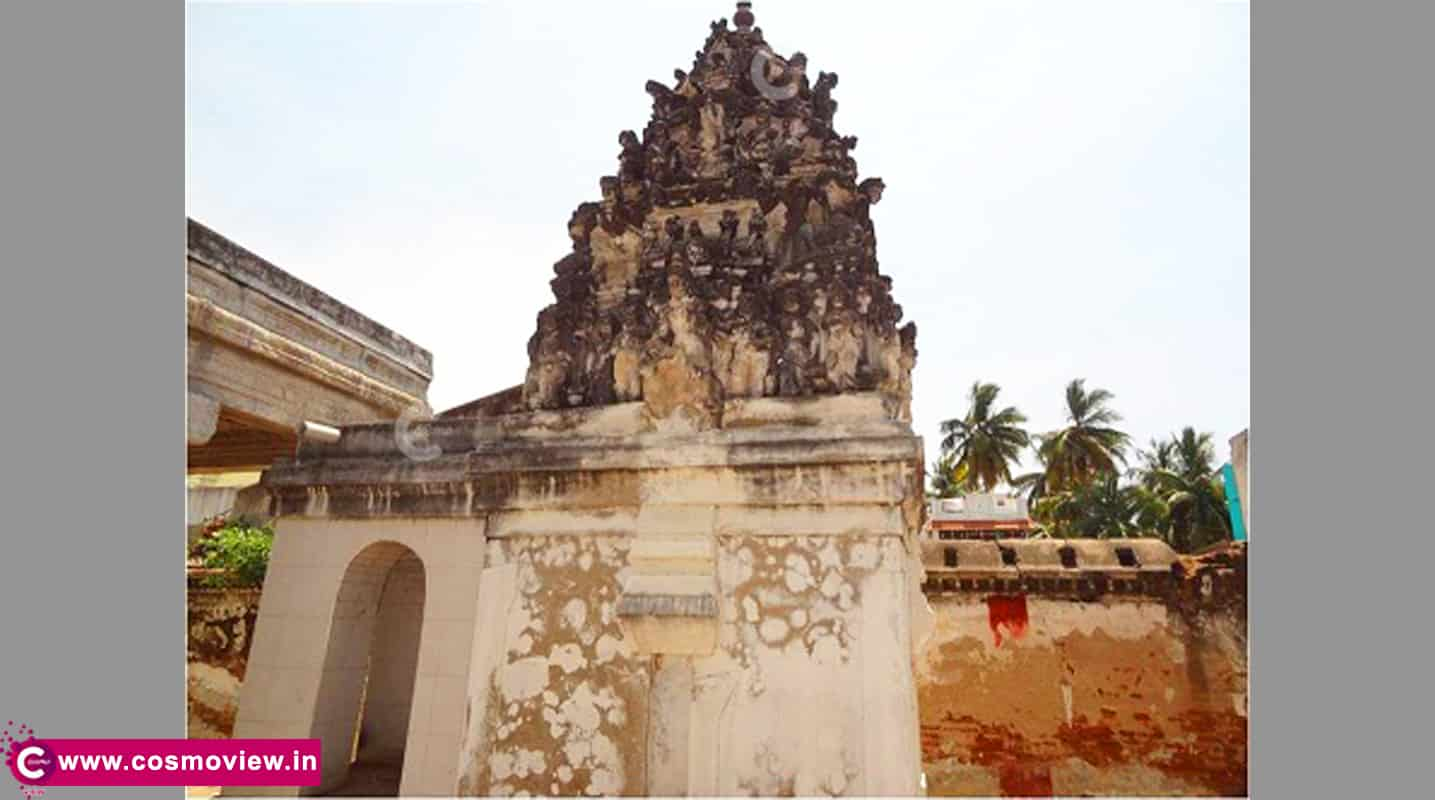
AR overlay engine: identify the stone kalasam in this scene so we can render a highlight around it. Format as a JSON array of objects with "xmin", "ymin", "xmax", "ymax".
[{"xmin": 521, "ymin": 14, "xmax": 917, "ymax": 424}]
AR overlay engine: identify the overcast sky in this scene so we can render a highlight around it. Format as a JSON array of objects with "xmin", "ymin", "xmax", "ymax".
[{"xmin": 187, "ymin": 0, "xmax": 1249, "ymax": 474}]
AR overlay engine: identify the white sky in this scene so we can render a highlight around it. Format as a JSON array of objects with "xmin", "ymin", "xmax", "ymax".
[{"xmin": 186, "ymin": 0, "xmax": 1249, "ymax": 473}]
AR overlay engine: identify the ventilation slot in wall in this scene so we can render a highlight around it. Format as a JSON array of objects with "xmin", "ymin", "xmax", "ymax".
[
  {"xmin": 1059, "ymin": 546, "xmax": 1078, "ymax": 569},
  {"xmin": 1115, "ymin": 546, "xmax": 1139, "ymax": 568}
]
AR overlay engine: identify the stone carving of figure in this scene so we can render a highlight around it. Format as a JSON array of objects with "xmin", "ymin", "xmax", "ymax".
[
  {"xmin": 611, "ymin": 307, "xmax": 645, "ymax": 402},
  {"xmin": 577, "ymin": 316, "xmax": 617, "ymax": 405},
  {"xmin": 665, "ymin": 269, "xmax": 710, "ymax": 368},
  {"xmin": 640, "ymin": 216, "xmax": 663, "ymax": 262},
  {"xmin": 778, "ymin": 315, "xmax": 816, "ymax": 397},
  {"xmin": 674, "ymin": 67, "xmax": 695, "ymax": 96},
  {"xmin": 775, "ymin": 291, "xmax": 816, "ymax": 397},
  {"xmin": 645, "ymin": 79, "xmax": 685, "ymax": 122},
  {"xmin": 698, "ymin": 101, "xmax": 727, "ymax": 177},
  {"xmin": 744, "ymin": 208, "xmax": 768, "ymax": 256},
  {"xmin": 684, "ymin": 220, "xmax": 709, "ymax": 265},
  {"xmin": 813, "ymin": 71, "xmax": 839, "ymax": 127},
  {"xmin": 858, "ymin": 177, "xmax": 886, "ymax": 206},
  {"xmin": 718, "ymin": 317, "xmax": 772, "ymax": 399},
  {"xmin": 665, "ymin": 141, "xmax": 692, "ymax": 184},
  {"xmin": 895, "ymin": 322, "xmax": 918, "ymax": 419},
  {"xmin": 664, "ymin": 215, "xmax": 686, "ymax": 257},
  {"xmin": 618, "ymin": 130, "xmax": 644, "ymax": 181},
  {"xmin": 824, "ymin": 288, "xmax": 863, "ymax": 391},
  {"xmin": 719, "ymin": 208, "xmax": 741, "ymax": 254},
  {"xmin": 524, "ymin": 309, "xmax": 572, "ymax": 410}
]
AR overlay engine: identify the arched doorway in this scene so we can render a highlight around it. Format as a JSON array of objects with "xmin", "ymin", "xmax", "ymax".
[{"xmin": 308, "ymin": 541, "xmax": 425, "ymax": 796}]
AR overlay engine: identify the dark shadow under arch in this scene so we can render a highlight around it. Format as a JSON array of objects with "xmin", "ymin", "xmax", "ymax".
[{"xmin": 307, "ymin": 541, "xmax": 425, "ymax": 797}]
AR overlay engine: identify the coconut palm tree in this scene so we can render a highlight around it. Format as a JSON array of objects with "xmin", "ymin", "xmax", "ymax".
[
  {"xmin": 938, "ymin": 382, "xmax": 1030, "ymax": 492},
  {"xmin": 1009, "ymin": 450, "xmax": 1051, "ymax": 508},
  {"xmin": 1038, "ymin": 379, "xmax": 1131, "ymax": 490},
  {"xmin": 1135, "ymin": 437, "xmax": 1178, "ymax": 480},
  {"xmin": 927, "ymin": 452, "xmax": 968, "ymax": 499},
  {"xmin": 1033, "ymin": 473, "xmax": 1167, "ymax": 540},
  {"xmin": 1139, "ymin": 427, "xmax": 1231, "ymax": 552}
]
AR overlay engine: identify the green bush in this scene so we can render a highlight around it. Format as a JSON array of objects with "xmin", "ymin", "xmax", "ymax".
[{"xmin": 192, "ymin": 517, "xmax": 274, "ymax": 588}]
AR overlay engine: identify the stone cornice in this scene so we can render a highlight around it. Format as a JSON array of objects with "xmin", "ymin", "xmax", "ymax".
[
  {"xmin": 187, "ymin": 217, "xmax": 433, "ymax": 380},
  {"xmin": 256, "ymin": 397, "xmax": 924, "ymax": 522},
  {"xmin": 187, "ymin": 293, "xmax": 425, "ymax": 416}
]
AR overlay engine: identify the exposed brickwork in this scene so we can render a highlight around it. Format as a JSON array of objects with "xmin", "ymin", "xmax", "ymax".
[
  {"xmin": 186, "ymin": 587, "xmax": 261, "ymax": 739},
  {"xmin": 916, "ymin": 546, "xmax": 1248, "ymax": 796}
]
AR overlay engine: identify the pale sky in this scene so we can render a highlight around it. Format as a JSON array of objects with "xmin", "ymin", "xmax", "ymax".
[{"xmin": 186, "ymin": 0, "xmax": 1249, "ymax": 475}]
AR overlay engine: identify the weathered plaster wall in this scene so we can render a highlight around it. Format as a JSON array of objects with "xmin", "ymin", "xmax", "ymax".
[
  {"xmin": 917, "ymin": 593, "xmax": 1247, "ymax": 796},
  {"xmin": 461, "ymin": 535, "xmax": 650, "ymax": 797},
  {"xmin": 456, "ymin": 531, "xmax": 923, "ymax": 797},
  {"xmin": 686, "ymin": 534, "xmax": 920, "ymax": 797},
  {"xmin": 188, "ymin": 588, "xmax": 261, "ymax": 738},
  {"xmin": 250, "ymin": 396, "xmax": 928, "ymax": 797}
]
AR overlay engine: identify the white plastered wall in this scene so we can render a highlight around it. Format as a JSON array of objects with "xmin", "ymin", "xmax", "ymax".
[{"xmin": 231, "ymin": 518, "xmax": 486, "ymax": 797}]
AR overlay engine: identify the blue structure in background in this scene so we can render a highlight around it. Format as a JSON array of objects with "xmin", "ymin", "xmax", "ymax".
[{"xmin": 1221, "ymin": 463, "xmax": 1247, "ymax": 542}]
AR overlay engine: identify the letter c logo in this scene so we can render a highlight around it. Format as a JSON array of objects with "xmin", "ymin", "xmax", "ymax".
[
  {"xmin": 11, "ymin": 740, "xmax": 57, "ymax": 784},
  {"xmin": 16, "ymin": 746, "xmax": 47, "ymax": 779}
]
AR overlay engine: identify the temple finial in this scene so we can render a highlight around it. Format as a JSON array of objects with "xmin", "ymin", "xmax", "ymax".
[{"xmin": 734, "ymin": 2, "xmax": 755, "ymax": 33}]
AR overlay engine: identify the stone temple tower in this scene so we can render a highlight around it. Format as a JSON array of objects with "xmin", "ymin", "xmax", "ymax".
[
  {"xmin": 521, "ymin": 2, "xmax": 916, "ymax": 429},
  {"xmin": 237, "ymin": 4, "xmax": 928, "ymax": 796}
]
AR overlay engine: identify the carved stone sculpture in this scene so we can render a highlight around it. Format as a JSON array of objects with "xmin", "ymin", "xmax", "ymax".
[{"xmin": 520, "ymin": 3, "xmax": 918, "ymax": 421}]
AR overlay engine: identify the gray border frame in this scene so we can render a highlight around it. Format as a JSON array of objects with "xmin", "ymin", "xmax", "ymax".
[
  {"xmin": 1251, "ymin": 0, "xmax": 1431, "ymax": 795},
  {"xmin": 0, "ymin": 1, "xmax": 184, "ymax": 797}
]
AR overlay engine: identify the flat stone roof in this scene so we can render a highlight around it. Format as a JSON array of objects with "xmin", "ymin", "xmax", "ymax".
[{"xmin": 187, "ymin": 218, "xmax": 433, "ymax": 380}]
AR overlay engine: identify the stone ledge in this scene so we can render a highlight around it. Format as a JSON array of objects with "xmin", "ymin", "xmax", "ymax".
[
  {"xmin": 263, "ymin": 415, "xmax": 919, "ymax": 491},
  {"xmin": 294, "ymin": 393, "xmax": 912, "ymax": 461},
  {"xmin": 189, "ymin": 294, "xmax": 424, "ymax": 417},
  {"xmin": 256, "ymin": 397, "xmax": 925, "ymax": 521},
  {"xmin": 188, "ymin": 218, "xmax": 432, "ymax": 379}
]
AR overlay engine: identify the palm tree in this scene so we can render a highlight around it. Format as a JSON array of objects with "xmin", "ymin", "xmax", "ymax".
[
  {"xmin": 1038, "ymin": 379, "xmax": 1131, "ymax": 490},
  {"xmin": 1009, "ymin": 450, "xmax": 1050, "ymax": 508},
  {"xmin": 1033, "ymin": 473, "xmax": 1167, "ymax": 540},
  {"xmin": 938, "ymin": 382, "xmax": 1030, "ymax": 492},
  {"xmin": 1134, "ymin": 437, "xmax": 1178, "ymax": 481},
  {"xmin": 927, "ymin": 453, "xmax": 968, "ymax": 499},
  {"xmin": 1139, "ymin": 427, "xmax": 1231, "ymax": 552}
]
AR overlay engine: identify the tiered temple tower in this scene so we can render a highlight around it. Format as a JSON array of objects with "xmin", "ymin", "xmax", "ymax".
[
  {"xmin": 234, "ymin": 5, "xmax": 928, "ymax": 796},
  {"xmin": 521, "ymin": 1, "xmax": 917, "ymax": 428}
]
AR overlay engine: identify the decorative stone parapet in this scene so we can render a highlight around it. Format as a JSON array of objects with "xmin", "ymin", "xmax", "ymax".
[{"xmin": 920, "ymin": 539, "xmax": 1182, "ymax": 600}]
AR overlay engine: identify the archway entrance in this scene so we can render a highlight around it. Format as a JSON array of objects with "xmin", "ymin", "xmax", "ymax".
[{"xmin": 308, "ymin": 541, "xmax": 425, "ymax": 796}]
